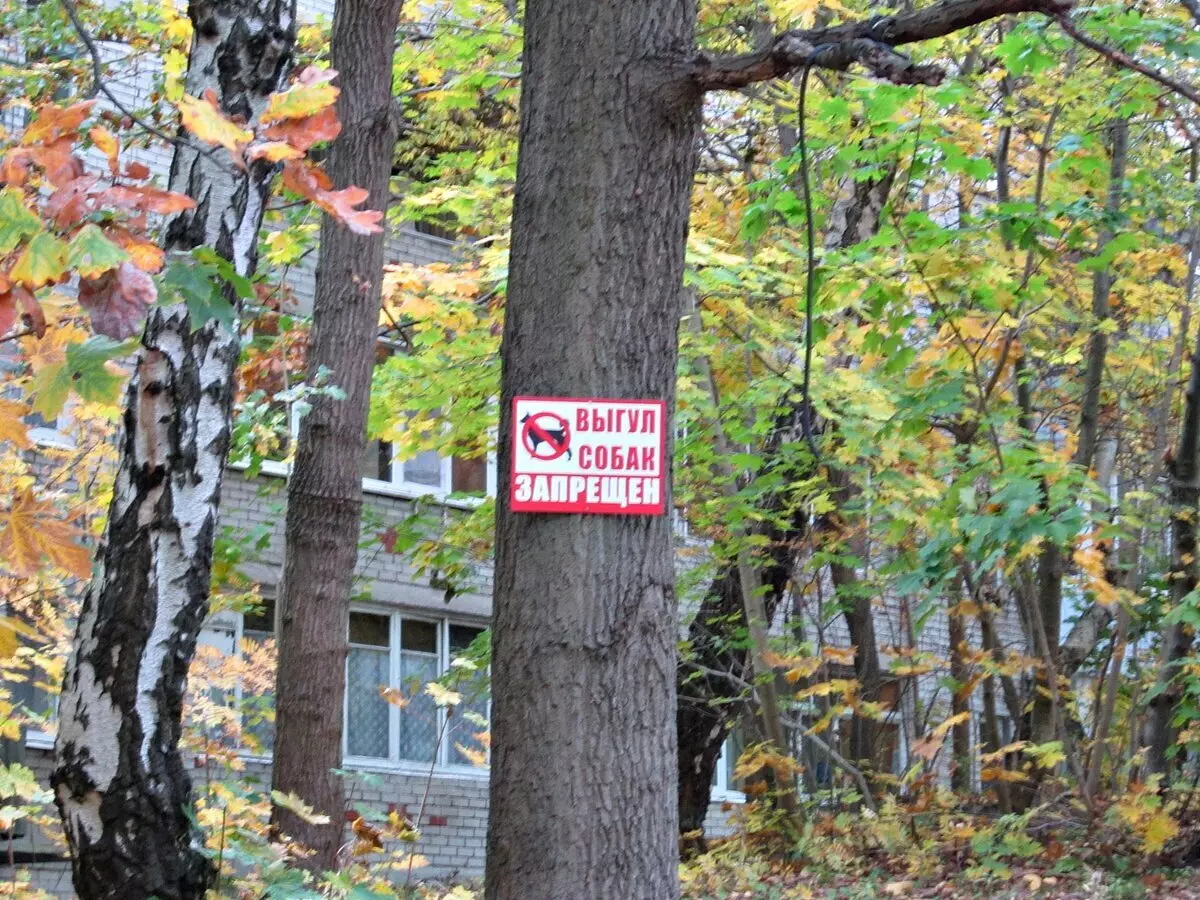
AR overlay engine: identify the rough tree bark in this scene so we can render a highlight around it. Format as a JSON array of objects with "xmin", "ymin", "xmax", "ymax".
[
  {"xmin": 51, "ymin": 1, "xmax": 296, "ymax": 897},
  {"xmin": 270, "ymin": 0, "xmax": 402, "ymax": 870},
  {"xmin": 1028, "ymin": 117, "xmax": 1126, "ymax": 747},
  {"xmin": 485, "ymin": 1, "xmax": 698, "ymax": 895},
  {"xmin": 1145, "ymin": 142, "xmax": 1200, "ymax": 776}
]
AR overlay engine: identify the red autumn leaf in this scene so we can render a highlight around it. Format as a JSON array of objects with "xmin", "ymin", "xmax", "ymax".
[
  {"xmin": 124, "ymin": 160, "xmax": 151, "ymax": 180},
  {"xmin": 0, "ymin": 285, "xmax": 46, "ymax": 338},
  {"xmin": 0, "ymin": 290, "xmax": 15, "ymax": 338},
  {"xmin": 281, "ymin": 158, "xmax": 332, "ymax": 197},
  {"xmin": 101, "ymin": 184, "xmax": 196, "ymax": 215},
  {"xmin": 46, "ymin": 175, "xmax": 100, "ymax": 229},
  {"xmin": 78, "ymin": 261, "xmax": 156, "ymax": 339},
  {"xmin": 263, "ymin": 106, "xmax": 341, "ymax": 152},
  {"xmin": 22, "ymin": 101, "xmax": 96, "ymax": 146},
  {"xmin": 32, "ymin": 138, "xmax": 86, "ymax": 187}
]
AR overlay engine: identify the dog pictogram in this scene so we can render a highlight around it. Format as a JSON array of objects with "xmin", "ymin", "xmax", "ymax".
[{"xmin": 520, "ymin": 412, "xmax": 572, "ymax": 461}]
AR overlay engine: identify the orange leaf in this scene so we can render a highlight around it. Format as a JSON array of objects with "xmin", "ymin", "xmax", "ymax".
[
  {"xmin": 263, "ymin": 106, "xmax": 340, "ymax": 152},
  {"xmin": 0, "ymin": 399, "xmax": 31, "ymax": 450},
  {"xmin": 0, "ymin": 489, "xmax": 91, "ymax": 579},
  {"xmin": 102, "ymin": 184, "xmax": 196, "ymax": 215},
  {"xmin": 178, "ymin": 91, "xmax": 252, "ymax": 154},
  {"xmin": 124, "ymin": 161, "xmax": 151, "ymax": 180},
  {"xmin": 23, "ymin": 101, "xmax": 95, "ymax": 146},
  {"xmin": 108, "ymin": 227, "xmax": 166, "ymax": 273},
  {"xmin": 246, "ymin": 141, "xmax": 304, "ymax": 163},
  {"xmin": 281, "ymin": 160, "xmax": 382, "ymax": 234}
]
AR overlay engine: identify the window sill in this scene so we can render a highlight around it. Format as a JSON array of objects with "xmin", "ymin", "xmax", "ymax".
[
  {"xmin": 227, "ymin": 458, "xmax": 489, "ymax": 510},
  {"xmin": 710, "ymin": 789, "xmax": 746, "ymax": 804},
  {"xmin": 25, "ymin": 730, "xmax": 54, "ymax": 751},
  {"xmin": 223, "ymin": 749, "xmax": 490, "ymax": 782}
]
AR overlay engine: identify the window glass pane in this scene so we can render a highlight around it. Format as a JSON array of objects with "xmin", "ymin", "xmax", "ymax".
[
  {"xmin": 451, "ymin": 457, "xmax": 487, "ymax": 494},
  {"xmin": 242, "ymin": 602, "xmax": 276, "ymax": 753},
  {"xmin": 401, "ymin": 619, "xmax": 438, "ymax": 653},
  {"xmin": 399, "ymin": 449, "xmax": 443, "ymax": 487},
  {"xmin": 399, "ymin": 651, "xmax": 439, "ymax": 762},
  {"xmin": 449, "ymin": 624, "xmax": 483, "ymax": 653},
  {"xmin": 362, "ymin": 439, "xmax": 392, "ymax": 481},
  {"xmin": 447, "ymin": 625, "xmax": 488, "ymax": 766},
  {"xmin": 350, "ymin": 612, "xmax": 390, "ymax": 647},
  {"xmin": 347, "ymin": 648, "xmax": 390, "ymax": 758}
]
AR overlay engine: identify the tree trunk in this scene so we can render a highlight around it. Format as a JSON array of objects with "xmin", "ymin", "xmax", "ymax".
[
  {"xmin": 1145, "ymin": 142, "xmax": 1200, "ymax": 776},
  {"xmin": 51, "ymin": 1, "xmax": 296, "ymax": 896},
  {"xmin": 485, "ymin": 0, "xmax": 698, "ymax": 896},
  {"xmin": 270, "ymin": 0, "xmax": 401, "ymax": 870},
  {"xmin": 1029, "ymin": 117, "xmax": 1126, "ymax": 748}
]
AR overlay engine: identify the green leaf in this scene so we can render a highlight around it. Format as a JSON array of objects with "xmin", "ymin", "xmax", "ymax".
[
  {"xmin": 159, "ymin": 256, "xmax": 236, "ymax": 331},
  {"xmin": 66, "ymin": 224, "xmax": 130, "ymax": 278},
  {"xmin": 0, "ymin": 188, "xmax": 42, "ymax": 255},
  {"xmin": 30, "ymin": 336, "xmax": 137, "ymax": 418},
  {"xmin": 11, "ymin": 231, "xmax": 67, "ymax": 289}
]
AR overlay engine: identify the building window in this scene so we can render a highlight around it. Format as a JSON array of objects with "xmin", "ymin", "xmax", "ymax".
[{"xmin": 344, "ymin": 611, "xmax": 489, "ymax": 768}]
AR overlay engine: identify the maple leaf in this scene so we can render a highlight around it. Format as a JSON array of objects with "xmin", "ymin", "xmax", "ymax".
[
  {"xmin": 22, "ymin": 101, "xmax": 95, "ymax": 146},
  {"xmin": 1141, "ymin": 811, "xmax": 1179, "ymax": 853},
  {"xmin": 0, "ymin": 489, "xmax": 91, "ymax": 579},
  {"xmin": 0, "ymin": 187, "xmax": 42, "ymax": 254},
  {"xmin": 263, "ymin": 106, "xmax": 341, "ymax": 152},
  {"xmin": 79, "ymin": 261, "xmax": 157, "ymax": 339},
  {"xmin": 11, "ymin": 231, "xmax": 67, "ymax": 289},
  {"xmin": 270, "ymin": 789, "xmax": 331, "ymax": 825},
  {"xmin": 0, "ymin": 399, "xmax": 32, "ymax": 450},
  {"xmin": 261, "ymin": 67, "xmax": 339, "ymax": 123},
  {"xmin": 178, "ymin": 91, "xmax": 252, "ymax": 155},
  {"xmin": 88, "ymin": 126, "xmax": 120, "ymax": 175},
  {"xmin": 67, "ymin": 224, "xmax": 130, "ymax": 278}
]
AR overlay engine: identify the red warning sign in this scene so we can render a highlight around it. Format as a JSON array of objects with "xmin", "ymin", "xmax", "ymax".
[{"xmin": 510, "ymin": 396, "xmax": 666, "ymax": 515}]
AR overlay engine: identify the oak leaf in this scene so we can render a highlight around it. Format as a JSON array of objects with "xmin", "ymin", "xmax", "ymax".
[
  {"xmin": 178, "ymin": 91, "xmax": 252, "ymax": 154},
  {"xmin": 261, "ymin": 67, "xmax": 339, "ymax": 123},
  {"xmin": 78, "ymin": 261, "xmax": 156, "ymax": 339},
  {"xmin": 22, "ymin": 101, "xmax": 95, "ymax": 146},
  {"xmin": 263, "ymin": 106, "xmax": 340, "ymax": 152}
]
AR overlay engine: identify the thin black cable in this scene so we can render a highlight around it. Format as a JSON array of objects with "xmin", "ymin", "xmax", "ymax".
[{"xmin": 797, "ymin": 56, "xmax": 821, "ymax": 460}]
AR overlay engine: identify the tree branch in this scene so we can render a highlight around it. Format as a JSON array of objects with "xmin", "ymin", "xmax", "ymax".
[
  {"xmin": 693, "ymin": 0, "xmax": 1073, "ymax": 90},
  {"xmin": 1054, "ymin": 13, "xmax": 1200, "ymax": 108}
]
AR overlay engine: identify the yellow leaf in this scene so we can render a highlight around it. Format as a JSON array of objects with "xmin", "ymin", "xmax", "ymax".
[
  {"xmin": 261, "ymin": 68, "xmax": 339, "ymax": 123},
  {"xmin": 0, "ymin": 489, "xmax": 91, "ymax": 578},
  {"xmin": 425, "ymin": 682, "xmax": 461, "ymax": 707},
  {"xmin": 11, "ymin": 231, "xmax": 67, "ymax": 289},
  {"xmin": 270, "ymin": 789, "xmax": 331, "ymax": 825},
  {"xmin": 89, "ymin": 126, "xmax": 119, "ymax": 173},
  {"xmin": 178, "ymin": 91, "xmax": 252, "ymax": 154},
  {"xmin": 0, "ymin": 399, "xmax": 31, "ymax": 450},
  {"xmin": 1141, "ymin": 811, "xmax": 1178, "ymax": 853}
]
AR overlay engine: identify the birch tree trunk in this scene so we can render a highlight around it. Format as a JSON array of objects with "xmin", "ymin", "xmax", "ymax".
[
  {"xmin": 271, "ymin": 0, "xmax": 402, "ymax": 869},
  {"xmin": 52, "ymin": 2, "xmax": 296, "ymax": 896}
]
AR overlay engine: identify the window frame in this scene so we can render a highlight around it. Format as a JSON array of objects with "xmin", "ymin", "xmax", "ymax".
[{"xmin": 342, "ymin": 604, "xmax": 490, "ymax": 779}]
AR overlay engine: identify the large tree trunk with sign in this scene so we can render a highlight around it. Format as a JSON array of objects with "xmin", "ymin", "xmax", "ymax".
[
  {"xmin": 51, "ymin": 0, "xmax": 296, "ymax": 896},
  {"xmin": 490, "ymin": 0, "xmax": 1070, "ymax": 895},
  {"xmin": 485, "ymin": 0, "xmax": 697, "ymax": 895},
  {"xmin": 270, "ymin": 0, "xmax": 402, "ymax": 870}
]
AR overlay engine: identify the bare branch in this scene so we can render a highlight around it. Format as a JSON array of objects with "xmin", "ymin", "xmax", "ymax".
[
  {"xmin": 58, "ymin": 0, "xmax": 206, "ymax": 151},
  {"xmin": 1055, "ymin": 13, "xmax": 1200, "ymax": 107},
  {"xmin": 694, "ymin": 0, "xmax": 1073, "ymax": 90}
]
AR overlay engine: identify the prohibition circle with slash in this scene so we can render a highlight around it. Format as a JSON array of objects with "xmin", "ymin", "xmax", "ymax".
[{"xmin": 520, "ymin": 411, "xmax": 572, "ymax": 461}]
